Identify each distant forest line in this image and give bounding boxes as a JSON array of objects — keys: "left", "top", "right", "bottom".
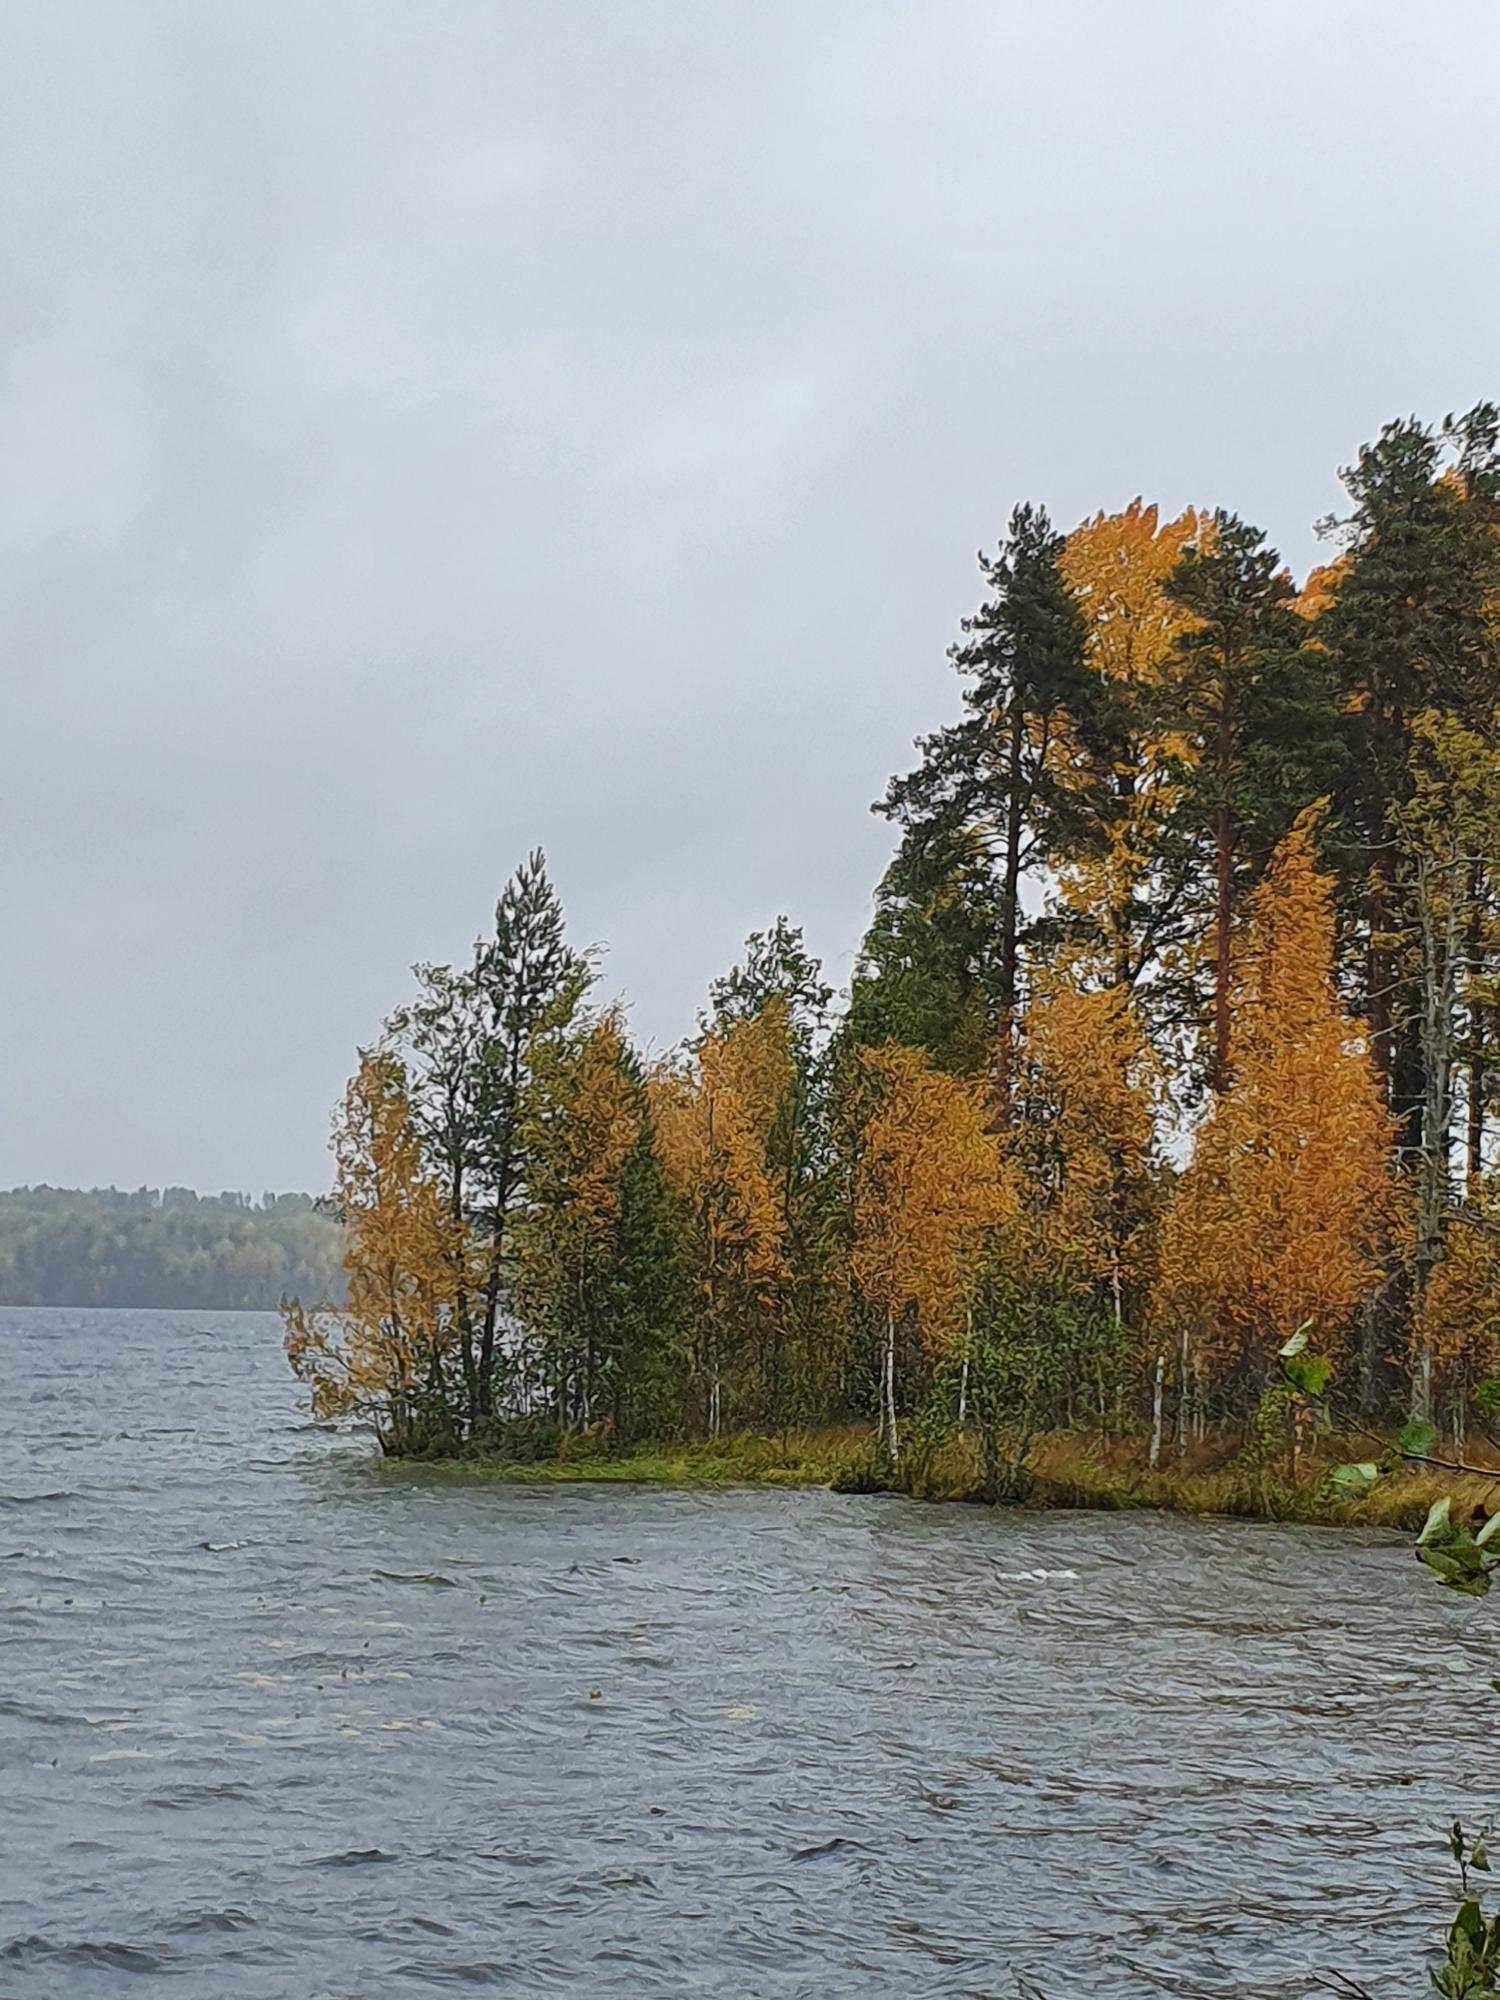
[{"left": 0, "top": 1187, "right": 346, "bottom": 1311}]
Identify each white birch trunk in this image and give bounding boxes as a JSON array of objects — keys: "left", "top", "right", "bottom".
[{"left": 883, "top": 1309, "right": 899, "bottom": 1465}]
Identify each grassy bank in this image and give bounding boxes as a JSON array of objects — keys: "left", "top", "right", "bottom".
[{"left": 389, "top": 1423, "right": 1500, "bottom": 1530}]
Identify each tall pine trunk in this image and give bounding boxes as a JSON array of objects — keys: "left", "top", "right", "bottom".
[
  {"left": 995, "top": 702, "right": 1025, "bottom": 1123},
  {"left": 1210, "top": 688, "right": 1233, "bottom": 1095}
]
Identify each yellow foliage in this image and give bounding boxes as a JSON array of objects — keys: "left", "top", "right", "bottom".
[
  {"left": 1154, "top": 812, "right": 1398, "bottom": 1384},
  {"left": 525, "top": 1009, "right": 641, "bottom": 1282},
  {"left": 1018, "top": 980, "right": 1163, "bottom": 1298},
  {"left": 283, "top": 1051, "right": 468, "bottom": 1448},
  {"left": 1416, "top": 1195, "right": 1500, "bottom": 1419},
  {"left": 852, "top": 1042, "right": 1014, "bottom": 1359},
  {"left": 1290, "top": 555, "right": 1350, "bottom": 621},
  {"left": 650, "top": 1000, "right": 795, "bottom": 1425},
  {"left": 1055, "top": 500, "right": 1210, "bottom": 986},
  {"left": 1060, "top": 500, "right": 1208, "bottom": 690}
]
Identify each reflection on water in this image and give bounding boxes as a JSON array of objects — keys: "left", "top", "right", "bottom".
[{"left": 1, "top": 1307, "right": 1494, "bottom": 1997}]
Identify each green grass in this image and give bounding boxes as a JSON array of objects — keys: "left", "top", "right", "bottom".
[
  {"left": 381, "top": 1422, "right": 1500, "bottom": 1531},
  {"left": 385, "top": 1426, "right": 868, "bottom": 1490}
]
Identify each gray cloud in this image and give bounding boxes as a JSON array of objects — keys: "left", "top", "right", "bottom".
[{"left": 3, "top": 0, "right": 1498, "bottom": 1189}]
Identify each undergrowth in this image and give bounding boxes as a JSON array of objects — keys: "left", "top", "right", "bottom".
[{"left": 383, "top": 1422, "right": 1500, "bottom": 1530}]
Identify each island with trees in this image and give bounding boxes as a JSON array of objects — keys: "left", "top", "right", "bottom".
[{"left": 284, "top": 407, "right": 1500, "bottom": 1521}]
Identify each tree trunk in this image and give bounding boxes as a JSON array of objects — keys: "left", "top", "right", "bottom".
[
  {"left": 883, "top": 1309, "right": 900, "bottom": 1465},
  {"left": 1210, "top": 694, "right": 1233, "bottom": 1096},
  {"left": 1467, "top": 877, "right": 1489, "bottom": 1191},
  {"left": 995, "top": 702, "right": 1026, "bottom": 1123},
  {"left": 450, "top": 1167, "right": 478, "bottom": 1432},
  {"left": 1148, "top": 1352, "right": 1165, "bottom": 1470},
  {"left": 1411, "top": 850, "right": 1459, "bottom": 1413}
]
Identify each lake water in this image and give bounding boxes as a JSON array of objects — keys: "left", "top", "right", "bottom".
[{"left": 2, "top": 1307, "right": 1495, "bottom": 1998}]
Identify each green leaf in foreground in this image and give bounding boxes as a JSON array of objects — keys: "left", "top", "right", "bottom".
[
  {"left": 1279, "top": 1321, "right": 1313, "bottom": 1360},
  {"left": 1283, "top": 1354, "right": 1331, "bottom": 1397},
  {"left": 1416, "top": 1498, "right": 1498, "bottom": 1597},
  {"left": 1328, "top": 1461, "right": 1381, "bottom": 1500},
  {"left": 1399, "top": 1418, "right": 1439, "bottom": 1459}
]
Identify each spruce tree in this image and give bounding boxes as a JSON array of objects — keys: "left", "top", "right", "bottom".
[{"left": 470, "top": 850, "right": 589, "bottom": 1422}]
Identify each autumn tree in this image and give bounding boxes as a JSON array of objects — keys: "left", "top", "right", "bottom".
[
  {"left": 1412, "top": 1192, "right": 1500, "bottom": 1445},
  {"left": 1153, "top": 812, "right": 1396, "bottom": 1417},
  {"left": 711, "top": 920, "right": 841, "bottom": 1422},
  {"left": 1014, "top": 979, "right": 1164, "bottom": 1335},
  {"left": 1052, "top": 501, "right": 1206, "bottom": 1018},
  {"left": 283, "top": 1052, "right": 468, "bottom": 1453},
  {"left": 650, "top": 1001, "right": 794, "bottom": 1436},
  {"left": 1164, "top": 512, "right": 1344, "bottom": 1094},
  {"left": 518, "top": 1008, "right": 642, "bottom": 1427},
  {"left": 850, "top": 1043, "right": 1010, "bottom": 1461},
  {"left": 385, "top": 959, "right": 487, "bottom": 1419}
]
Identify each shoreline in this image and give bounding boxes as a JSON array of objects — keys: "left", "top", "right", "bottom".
[{"left": 373, "top": 1426, "right": 1500, "bottom": 1532}]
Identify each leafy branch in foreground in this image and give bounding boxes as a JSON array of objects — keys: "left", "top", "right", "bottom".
[{"left": 1407, "top": 1491, "right": 1500, "bottom": 1996}]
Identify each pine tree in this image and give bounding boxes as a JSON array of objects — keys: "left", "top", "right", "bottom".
[
  {"left": 712, "top": 920, "right": 839, "bottom": 1425},
  {"left": 845, "top": 823, "right": 1002, "bottom": 1075},
  {"left": 1392, "top": 711, "right": 1500, "bottom": 1400},
  {"left": 604, "top": 1099, "right": 697, "bottom": 1442},
  {"left": 879, "top": 503, "right": 1095, "bottom": 1113}
]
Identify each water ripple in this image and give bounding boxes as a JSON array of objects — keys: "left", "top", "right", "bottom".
[{"left": 2, "top": 1305, "right": 1494, "bottom": 1999}]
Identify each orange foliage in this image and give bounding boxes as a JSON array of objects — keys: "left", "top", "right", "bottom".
[
  {"left": 852, "top": 1042, "right": 1014, "bottom": 1360},
  {"left": 283, "top": 1051, "right": 468, "bottom": 1448},
  {"left": 1153, "top": 811, "right": 1398, "bottom": 1386},
  {"left": 649, "top": 999, "right": 794, "bottom": 1430},
  {"left": 525, "top": 1009, "right": 640, "bottom": 1273},
  {"left": 1018, "top": 980, "right": 1163, "bottom": 1302},
  {"left": 1415, "top": 1197, "right": 1500, "bottom": 1427},
  {"left": 1056, "top": 500, "right": 1209, "bottom": 986},
  {"left": 1290, "top": 555, "right": 1350, "bottom": 621}
]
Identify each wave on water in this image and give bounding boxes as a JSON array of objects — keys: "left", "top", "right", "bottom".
[
  {"left": 147, "top": 1780, "right": 258, "bottom": 1809},
  {"left": 163, "top": 1907, "right": 256, "bottom": 1935},
  {"left": 0, "top": 1490, "right": 78, "bottom": 1507},
  {"left": 0, "top": 1936, "right": 171, "bottom": 1975},
  {"left": 371, "top": 1568, "right": 464, "bottom": 1588}
]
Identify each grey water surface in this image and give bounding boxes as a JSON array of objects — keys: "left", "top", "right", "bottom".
[{"left": 2, "top": 1307, "right": 1494, "bottom": 1999}]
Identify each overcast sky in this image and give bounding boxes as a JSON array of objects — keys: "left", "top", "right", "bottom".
[{"left": 2, "top": 1, "right": 1497, "bottom": 1193}]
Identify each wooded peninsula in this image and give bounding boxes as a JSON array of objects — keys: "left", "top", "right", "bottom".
[{"left": 284, "top": 407, "right": 1500, "bottom": 1522}]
